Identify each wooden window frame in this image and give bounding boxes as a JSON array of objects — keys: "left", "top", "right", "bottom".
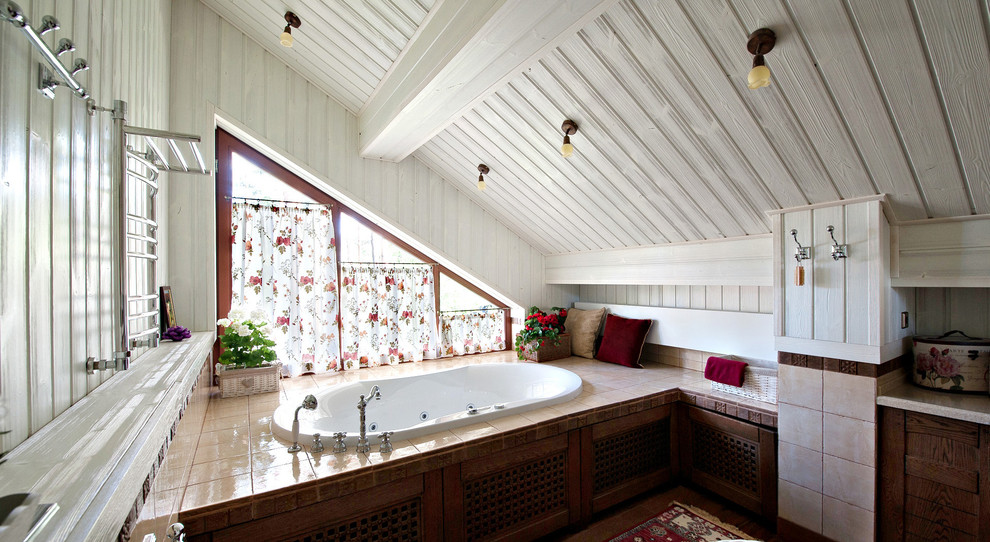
[{"left": 215, "top": 128, "right": 510, "bottom": 362}]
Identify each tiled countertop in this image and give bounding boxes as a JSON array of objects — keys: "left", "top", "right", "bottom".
[
  {"left": 142, "top": 351, "right": 777, "bottom": 537},
  {"left": 878, "top": 382, "right": 990, "bottom": 425}
]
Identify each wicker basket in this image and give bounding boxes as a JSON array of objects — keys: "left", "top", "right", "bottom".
[
  {"left": 711, "top": 366, "right": 777, "bottom": 404},
  {"left": 216, "top": 363, "right": 281, "bottom": 398},
  {"left": 522, "top": 333, "right": 572, "bottom": 362}
]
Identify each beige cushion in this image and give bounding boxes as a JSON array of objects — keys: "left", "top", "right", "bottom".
[{"left": 565, "top": 307, "right": 606, "bottom": 358}]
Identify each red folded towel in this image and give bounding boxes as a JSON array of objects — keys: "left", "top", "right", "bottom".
[{"left": 704, "top": 356, "right": 748, "bottom": 387}]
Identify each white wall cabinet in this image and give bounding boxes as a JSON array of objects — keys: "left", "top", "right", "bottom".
[{"left": 772, "top": 197, "right": 914, "bottom": 364}]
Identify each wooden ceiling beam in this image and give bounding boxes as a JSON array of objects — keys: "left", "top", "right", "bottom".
[{"left": 358, "top": 0, "right": 618, "bottom": 162}]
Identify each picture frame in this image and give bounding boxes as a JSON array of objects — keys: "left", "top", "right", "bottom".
[{"left": 160, "top": 286, "right": 177, "bottom": 332}]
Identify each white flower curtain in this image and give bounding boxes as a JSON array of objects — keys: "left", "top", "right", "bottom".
[
  {"left": 231, "top": 200, "right": 340, "bottom": 376},
  {"left": 339, "top": 264, "right": 439, "bottom": 369},
  {"left": 439, "top": 309, "right": 506, "bottom": 357}
]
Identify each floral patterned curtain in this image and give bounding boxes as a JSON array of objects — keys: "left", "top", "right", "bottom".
[
  {"left": 231, "top": 200, "right": 340, "bottom": 376},
  {"left": 339, "top": 264, "right": 438, "bottom": 369},
  {"left": 439, "top": 309, "right": 506, "bottom": 357}
]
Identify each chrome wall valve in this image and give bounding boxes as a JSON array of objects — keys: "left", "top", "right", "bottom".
[
  {"left": 331, "top": 432, "right": 347, "bottom": 453},
  {"left": 379, "top": 431, "right": 394, "bottom": 454}
]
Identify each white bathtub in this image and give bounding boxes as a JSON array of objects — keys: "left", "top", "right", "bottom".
[{"left": 271, "top": 363, "right": 582, "bottom": 446}]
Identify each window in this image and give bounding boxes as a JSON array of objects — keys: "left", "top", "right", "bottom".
[{"left": 215, "top": 129, "right": 509, "bottom": 373}]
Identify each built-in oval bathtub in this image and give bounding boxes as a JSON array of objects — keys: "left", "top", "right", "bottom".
[{"left": 271, "top": 363, "right": 582, "bottom": 446}]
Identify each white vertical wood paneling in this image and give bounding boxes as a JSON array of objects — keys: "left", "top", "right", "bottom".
[
  {"left": 576, "top": 283, "right": 772, "bottom": 314},
  {"left": 813, "top": 205, "right": 845, "bottom": 342},
  {"left": 915, "top": 288, "right": 990, "bottom": 339},
  {"left": 0, "top": 0, "right": 171, "bottom": 452},
  {"left": 168, "top": 0, "right": 565, "bottom": 330},
  {"left": 844, "top": 202, "right": 871, "bottom": 344},
  {"left": 782, "top": 210, "right": 813, "bottom": 338}
]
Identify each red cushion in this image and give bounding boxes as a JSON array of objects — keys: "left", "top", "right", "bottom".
[{"left": 594, "top": 314, "right": 653, "bottom": 368}]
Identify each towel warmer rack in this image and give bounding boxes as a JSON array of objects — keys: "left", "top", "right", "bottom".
[{"left": 88, "top": 100, "right": 211, "bottom": 374}]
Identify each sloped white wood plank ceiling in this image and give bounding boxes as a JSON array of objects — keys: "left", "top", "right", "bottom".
[
  {"left": 198, "top": 0, "right": 989, "bottom": 256},
  {"left": 200, "top": 0, "right": 436, "bottom": 112}
]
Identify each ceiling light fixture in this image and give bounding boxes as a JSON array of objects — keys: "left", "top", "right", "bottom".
[
  {"left": 280, "top": 11, "right": 301, "bottom": 48},
  {"left": 561, "top": 120, "right": 578, "bottom": 158},
  {"left": 477, "top": 164, "right": 489, "bottom": 191},
  {"left": 746, "top": 28, "right": 776, "bottom": 89}
]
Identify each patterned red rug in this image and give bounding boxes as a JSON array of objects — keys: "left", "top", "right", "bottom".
[{"left": 607, "top": 501, "right": 757, "bottom": 542}]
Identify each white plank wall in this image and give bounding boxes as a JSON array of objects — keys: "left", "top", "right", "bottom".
[
  {"left": 578, "top": 284, "right": 773, "bottom": 314},
  {"left": 167, "top": 0, "right": 575, "bottom": 333},
  {"left": 915, "top": 288, "right": 990, "bottom": 339},
  {"left": 0, "top": 0, "right": 171, "bottom": 453}
]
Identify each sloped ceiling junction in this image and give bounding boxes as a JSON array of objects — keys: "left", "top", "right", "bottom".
[{"left": 200, "top": 0, "right": 989, "bottom": 256}]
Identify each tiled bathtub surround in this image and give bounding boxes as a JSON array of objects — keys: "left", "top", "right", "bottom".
[
  {"left": 152, "top": 351, "right": 776, "bottom": 539},
  {"left": 776, "top": 352, "right": 905, "bottom": 541}
]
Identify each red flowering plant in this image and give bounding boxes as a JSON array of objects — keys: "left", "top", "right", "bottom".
[{"left": 514, "top": 306, "right": 568, "bottom": 360}]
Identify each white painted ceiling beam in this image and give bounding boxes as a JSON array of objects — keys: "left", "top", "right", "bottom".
[{"left": 359, "top": 0, "right": 618, "bottom": 162}]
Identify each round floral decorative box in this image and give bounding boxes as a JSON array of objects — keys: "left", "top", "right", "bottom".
[{"left": 912, "top": 331, "right": 990, "bottom": 394}]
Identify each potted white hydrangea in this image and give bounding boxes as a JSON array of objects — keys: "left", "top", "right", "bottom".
[{"left": 216, "top": 307, "right": 280, "bottom": 397}]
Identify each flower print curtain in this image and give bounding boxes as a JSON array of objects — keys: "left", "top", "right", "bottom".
[
  {"left": 439, "top": 309, "right": 506, "bottom": 357},
  {"left": 339, "top": 264, "right": 439, "bottom": 369},
  {"left": 230, "top": 200, "right": 340, "bottom": 376}
]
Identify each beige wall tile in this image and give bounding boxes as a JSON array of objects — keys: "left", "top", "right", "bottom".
[
  {"left": 823, "top": 496, "right": 875, "bottom": 542},
  {"left": 823, "top": 413, "right": 876, "bottom": 467},
  {"left": 779, "top": 480, "right": 823, "bottom": 534},
  {"left": 779, "top": 441, "right": 823, "bottom": 492},
  {"left": 779, "top": 403, "right": 823, "bottom": 451},
  {"left": 823, "top": 371, "right": 877, "bottom": 422},
  {"left": 823, "top": 454, "right": 875, "bottom": 511},
  {"left": 778, "top": 364, "right": 823, "bottom": 410}
]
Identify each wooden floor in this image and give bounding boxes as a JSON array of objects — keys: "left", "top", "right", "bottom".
[{"left": 542, "top": 484, "right": 778, "bottom": 542}]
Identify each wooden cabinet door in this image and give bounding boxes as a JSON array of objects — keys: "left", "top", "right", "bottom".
[
  {"left": 580, "top": 404, "right": 675, "bottom": 519},
  {"left": 680, "top": 405, "right": 777, "bottom": 521},
  {"left": 442, "top": 432, "right": 580, "bottom": 542},
  {"left": 879, "top": 407, "right": 990, "bottom": 542}
]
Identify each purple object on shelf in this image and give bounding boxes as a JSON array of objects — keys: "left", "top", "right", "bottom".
[{"left": 163, "top": 325, "right": 191, "bottom": 341}]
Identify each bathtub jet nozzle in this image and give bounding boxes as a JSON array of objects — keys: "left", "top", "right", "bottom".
[{"left": 288, "top": 394, "right": 318, "bottom": 453}]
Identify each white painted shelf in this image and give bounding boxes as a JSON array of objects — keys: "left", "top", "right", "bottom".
[{"left": 0, "top": 333, "right": 213, "bottom": 542}]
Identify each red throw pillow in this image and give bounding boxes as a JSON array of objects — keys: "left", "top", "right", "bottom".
[{"left": 594, "top": 314, "right": 653, "bottom": 368}]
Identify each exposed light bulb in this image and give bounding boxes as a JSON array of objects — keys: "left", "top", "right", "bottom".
[
  {"left": 747, "top": 56, "right": 771, "bottom": 89},
  {"left": 280, "top": 27, "right": 293, "bottom": 47},
  {"left": 561, "top": 135, "right": 574, "bottom": 158},
  {"left": 477, "top": 175, "right": 486, "bottom": 191}
]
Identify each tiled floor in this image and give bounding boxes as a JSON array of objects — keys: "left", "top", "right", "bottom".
[{"left": 132, "top": 350, "right": 777, "bottom": 540}]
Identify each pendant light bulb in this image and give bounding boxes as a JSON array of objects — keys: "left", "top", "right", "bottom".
[
  {"left": 561, "top": 135, "right": 574, "bottom": 158},
  {"left": 280, "top": 12, "right": 301, "bottom": 48},
  {"left": 748, "top": 55, "right": 771, "bottom": 89},
  {"left": 560, "top": 120, "right": 578, "bottom": 158},
  {"left": 746, "top": 28, "right": 776, "bottom": 91},
  {"left": 477, "top": 164, "right": 489, "bottom": 191}
]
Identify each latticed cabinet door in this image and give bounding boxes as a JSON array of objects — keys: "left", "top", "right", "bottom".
[
  {"left": 442, "top": 432, "right": 581, "bottom": 542},
  {"left": 581, "top": 404, "right": 675, "bottom": 519},
  {"left": 680, "top": 405, "right": 777, "bottom": 521}
]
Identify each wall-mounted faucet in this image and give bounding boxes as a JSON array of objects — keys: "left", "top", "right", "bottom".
[
  {"left": 356, "top": 385, "right": 381, "bottom": 453},
  {"left": 288, "top": 394, "right": 317, "bottom": 453}
]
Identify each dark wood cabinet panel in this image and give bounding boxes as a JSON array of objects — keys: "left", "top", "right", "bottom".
[
  {"left": 582, "top": 404, "right": 675, "bottom": 518},
  {"left": 879, "top": 407, "right": 990, "bottom": 542},
  {"left": 679, "top": 405, "right": 777, "bottom": 521}
]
